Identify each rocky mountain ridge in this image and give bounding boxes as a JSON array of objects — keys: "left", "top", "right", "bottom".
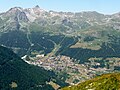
[{"left": 0, "top": 5, "right": 120, "bottom": 28}]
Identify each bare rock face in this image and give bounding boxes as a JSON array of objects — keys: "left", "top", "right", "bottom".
[
  {"left": 2, "top": 7, "right": 29, "bottom": 22},
  {"left": 9, "top": 7, "right": 29, "bottom": 22},
  {"left": 17, "top": 11, "right": 29, "bottom": 22},
  {"left": 24, "top": 5, "right": 47, "bottom": 22}
]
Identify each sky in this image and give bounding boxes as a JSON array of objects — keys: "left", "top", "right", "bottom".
[{"left": 0, "top": 0, "right": 120, "bottom": 14}]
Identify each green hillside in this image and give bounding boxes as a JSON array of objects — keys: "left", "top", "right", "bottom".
[
  {"left": 62, "top": 73, "right": 120, "bottom": 90},
  {"left": 0, "top": 46, "right": 54, "bottom": 90}
]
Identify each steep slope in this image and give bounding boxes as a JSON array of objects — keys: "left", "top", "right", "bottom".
[
  {"left": 62, "top": 73, "right": 120, "bottom": 90},
  {"left": 0, "top": 46, "right": 54, "bottom": 90}
]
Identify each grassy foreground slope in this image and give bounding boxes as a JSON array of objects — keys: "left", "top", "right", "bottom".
[{"left": 62, "top": 73, "right": 120, "bottom": 90}]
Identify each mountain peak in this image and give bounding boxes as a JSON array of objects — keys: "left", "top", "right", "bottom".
[
  {"left": 35, "top": 5, "right": 40, "bottom": 8},
  {"left": 32, "top": 5, "right": 45, "bottom": 12},
  {"left": 9, "top": 7, "right": 23, "bottom": 12}
]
